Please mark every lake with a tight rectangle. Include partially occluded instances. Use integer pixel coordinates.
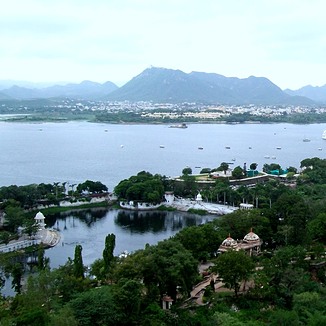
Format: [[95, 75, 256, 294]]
[[45, 208, 216, 268], [1, 121, 326, 295], [1, 121, 326, 190]]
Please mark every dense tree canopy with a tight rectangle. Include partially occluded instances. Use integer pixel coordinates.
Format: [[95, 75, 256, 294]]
[[214, 250, 255, 297], [114, 171, 165, 203]]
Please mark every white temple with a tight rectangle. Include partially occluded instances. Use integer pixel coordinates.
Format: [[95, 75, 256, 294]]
[[34, 211, 46, 230]]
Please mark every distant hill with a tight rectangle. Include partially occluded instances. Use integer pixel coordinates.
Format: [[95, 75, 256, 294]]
[[1, 80, 118, 100], [106, 67, 314, 105], [0, 69, 318, 105], [284, 84, 326, 104], [0, 91, 12, 100]]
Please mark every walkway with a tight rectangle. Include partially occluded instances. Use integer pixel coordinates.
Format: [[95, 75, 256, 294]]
[[0, 229, 60, 253]]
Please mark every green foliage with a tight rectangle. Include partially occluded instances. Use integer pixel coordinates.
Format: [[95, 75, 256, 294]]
[[73, 244, 84, 279], [1, 157, 326, 325], [113, 278, 143, 324], [232, 166, 244, 179], [174, 223, 223, 261], [3, 204, 25, 232], [114, 171, 165, 203], [187, 208, 207, 215], [307, 213, 326, 242], [182, 166, 192, 175], [114, 239, 198, 301], [218, 162, 229, 174], [37, 245, 50, 271], [200, 167, 211, 174], [214, 250, 255, 297], [76, 180, 108, 194], [69, 286, 123, 326], [217, 209, 272, 244], [273, 193, 310, 245], [249, 162, 258, 170], [11, 262, 24, 294], [103, 233, 116, 277]]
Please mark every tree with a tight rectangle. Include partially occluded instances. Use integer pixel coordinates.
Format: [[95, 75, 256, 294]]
[[249, 162, 258, 170], [232, 166, 244, 179], [182, 166, 192, 175], [68, 286, 123, 325], [77, 180, 108, 194], [219, 162, 229, 174], [23, 218, 39, 238], [3, 204, 25, 232], [213, 250, 254, 297], [200, 167, 211, 174], [114, 172, 164, 203], [0, 231, 11, 245], [103, 234, 116, 277], [113, 278, 143, 324], [73, 245, 84, 279], [38, 245, 49, 271], [307, 213, 326, 242], [174, 223, 224, 261], [287, 166, 297, 173], [114, 239, 198, 301], [11, 262, 24, 294], [273, 193, 310, 245]]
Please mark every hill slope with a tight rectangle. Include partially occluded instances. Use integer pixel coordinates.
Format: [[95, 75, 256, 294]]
[[2, 80, 118, 100], [285, 84, 326, 104], [107, 67, 313, 105]]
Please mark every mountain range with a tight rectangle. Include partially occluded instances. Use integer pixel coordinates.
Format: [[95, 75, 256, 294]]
[[0, 67, 325, 105], [0, 80, 118, 101], [284, 85, 326, 104]]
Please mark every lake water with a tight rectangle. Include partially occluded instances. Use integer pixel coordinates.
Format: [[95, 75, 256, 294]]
[[1, 121, 326, 295], [45, 208, 215, 268], [1, 121, 326, 190]]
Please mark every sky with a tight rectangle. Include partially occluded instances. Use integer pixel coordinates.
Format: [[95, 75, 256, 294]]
[[1, 0, 326, 90]]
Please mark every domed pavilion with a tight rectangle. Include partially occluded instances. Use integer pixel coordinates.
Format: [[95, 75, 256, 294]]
[[241, 228, 263, 256], [218, 234, 238, 253], [218, 228, 263, 256]]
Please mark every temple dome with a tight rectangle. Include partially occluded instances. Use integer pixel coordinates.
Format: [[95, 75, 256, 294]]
[[243, 229, 260, 242], [34, 211, 45, 221], [221, 235, 238, 248], [196, 192, 203, 201]]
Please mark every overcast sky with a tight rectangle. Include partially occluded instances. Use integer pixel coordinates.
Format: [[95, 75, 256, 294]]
[[1, 0, 325, 89]]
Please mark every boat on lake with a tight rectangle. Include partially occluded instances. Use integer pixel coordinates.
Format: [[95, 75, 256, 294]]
[[303, 138, 311, 142], [169, 123, 188, 129], [322, 130, 326, 139]]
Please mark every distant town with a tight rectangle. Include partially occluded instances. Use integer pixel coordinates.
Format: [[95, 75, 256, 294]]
[[1, 99, 326, 124]]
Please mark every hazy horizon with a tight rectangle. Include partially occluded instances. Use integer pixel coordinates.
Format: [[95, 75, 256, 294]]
[[1, 1, 326, 90]]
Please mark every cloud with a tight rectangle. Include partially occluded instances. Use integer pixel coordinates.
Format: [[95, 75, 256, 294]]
[[1, 0, 326, 88]]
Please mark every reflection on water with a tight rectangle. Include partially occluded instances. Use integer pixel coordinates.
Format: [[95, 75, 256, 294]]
[[115, 210, 213, 234], [1, 207, 218, 297], [46, 207, 108, 229], [45, 208, 218, 269]]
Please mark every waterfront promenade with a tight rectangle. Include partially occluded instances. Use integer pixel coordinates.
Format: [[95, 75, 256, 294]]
[[0, 229, 60, 253]]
